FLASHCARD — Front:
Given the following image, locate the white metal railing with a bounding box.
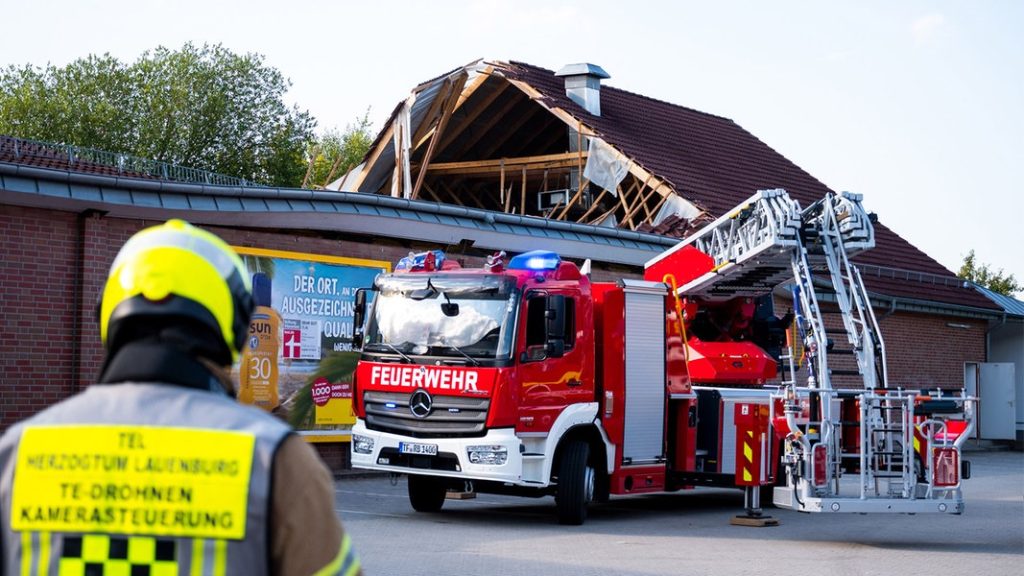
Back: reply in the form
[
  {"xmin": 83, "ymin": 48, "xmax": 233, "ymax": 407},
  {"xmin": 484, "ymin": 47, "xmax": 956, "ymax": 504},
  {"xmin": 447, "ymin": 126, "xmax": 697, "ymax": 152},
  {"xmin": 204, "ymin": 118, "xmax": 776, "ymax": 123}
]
[{"xmin": 0, "ymin": 135, "xmax": 263, "ymax": 187}]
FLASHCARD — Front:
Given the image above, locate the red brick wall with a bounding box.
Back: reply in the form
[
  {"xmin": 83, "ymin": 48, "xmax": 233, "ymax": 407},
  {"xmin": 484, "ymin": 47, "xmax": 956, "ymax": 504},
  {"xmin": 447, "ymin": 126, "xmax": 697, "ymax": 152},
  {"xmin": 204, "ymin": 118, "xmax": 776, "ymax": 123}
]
[
  {"xmin": 1, "ymin": 208, "xmax": 436, "ymax": 470},
  {"xmin": 313, "ymin": 442, "xmax": 353, "ymax": 473},
  {"xmin": 78, "ymin": 214, "xmax": 146, "ymax": 390},
  {"xmin": 772, "ymin": 295, "xmax": 986, "ymax": 390},
  {"xmin": 1, "ymin": 206, "xmax": 79, "ymax": 423},
  {"xmin": 877, "ymin": 312, "xmax": 986, "ymax": 390}
]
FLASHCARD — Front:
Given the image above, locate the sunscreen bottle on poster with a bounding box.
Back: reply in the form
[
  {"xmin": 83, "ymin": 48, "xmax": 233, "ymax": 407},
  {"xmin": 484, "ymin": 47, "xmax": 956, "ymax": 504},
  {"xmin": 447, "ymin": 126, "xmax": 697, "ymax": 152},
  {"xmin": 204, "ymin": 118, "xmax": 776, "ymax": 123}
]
[{"xmin": 239, "ymin": 272, "xmax": 281, "ymax": 410}]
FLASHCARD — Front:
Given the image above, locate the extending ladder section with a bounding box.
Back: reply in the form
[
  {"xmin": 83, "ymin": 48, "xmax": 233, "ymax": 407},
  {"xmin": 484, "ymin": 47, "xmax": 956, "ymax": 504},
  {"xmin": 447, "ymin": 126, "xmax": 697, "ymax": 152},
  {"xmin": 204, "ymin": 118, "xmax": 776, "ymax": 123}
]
[
  {"xmin": 646, "ymin": 189, "xmax": 802, "ymax": 300},
  {"xmin": 801, "ymin": 192, "xmax": 888, "ymax": 390}
]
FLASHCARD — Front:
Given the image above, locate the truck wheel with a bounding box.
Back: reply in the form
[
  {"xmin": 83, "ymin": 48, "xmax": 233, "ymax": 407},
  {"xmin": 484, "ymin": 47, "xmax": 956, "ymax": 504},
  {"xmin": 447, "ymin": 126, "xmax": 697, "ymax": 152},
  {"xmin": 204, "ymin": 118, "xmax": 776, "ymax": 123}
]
[
  {"xmin": 594, "ymin": 468, "xmax": 611, "ymax": 504},
  {"xmin": 408, "ymin": 475, "xmax": 447, "ymax": 513},
  {"xmin": 556, "ymin": 441, "xmax": 594, "ymax": 525}
]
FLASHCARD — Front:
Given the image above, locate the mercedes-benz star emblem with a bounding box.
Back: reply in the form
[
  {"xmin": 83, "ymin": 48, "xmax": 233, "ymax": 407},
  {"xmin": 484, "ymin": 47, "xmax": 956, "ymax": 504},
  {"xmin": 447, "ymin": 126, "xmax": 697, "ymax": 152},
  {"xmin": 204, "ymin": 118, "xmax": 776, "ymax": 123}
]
[{"xmin": 409, "ymin": 389, "xmax": 433, "ymax": 419}]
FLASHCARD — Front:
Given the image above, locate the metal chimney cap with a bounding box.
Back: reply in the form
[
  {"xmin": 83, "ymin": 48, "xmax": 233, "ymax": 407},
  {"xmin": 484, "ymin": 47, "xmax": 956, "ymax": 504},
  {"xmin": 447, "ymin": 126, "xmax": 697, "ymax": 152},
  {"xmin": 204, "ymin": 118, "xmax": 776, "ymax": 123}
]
[{"xmin": 555, "ymin": 63, "xmax": 610, "ymax": 79}]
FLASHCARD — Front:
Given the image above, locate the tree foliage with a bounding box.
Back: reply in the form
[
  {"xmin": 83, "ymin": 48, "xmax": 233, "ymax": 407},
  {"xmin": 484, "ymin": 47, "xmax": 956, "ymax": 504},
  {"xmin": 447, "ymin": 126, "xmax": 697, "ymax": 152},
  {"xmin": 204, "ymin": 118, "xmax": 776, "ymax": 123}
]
[
  {"xmin": 302, "ymin": 112, "xmax": 374, "ymax": 189},
  {"xmin": 0, "ymin": 43, "xmax": 315, "ymax": 186},
  {"xmin": 958, "ymin": 250, "xmax": 1021, "ymax": 296}
]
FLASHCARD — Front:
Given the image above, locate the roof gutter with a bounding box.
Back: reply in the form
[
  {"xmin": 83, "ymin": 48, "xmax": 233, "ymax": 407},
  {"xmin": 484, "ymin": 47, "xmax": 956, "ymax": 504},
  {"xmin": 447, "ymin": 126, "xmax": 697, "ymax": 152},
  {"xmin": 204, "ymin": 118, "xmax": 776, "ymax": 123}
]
[
  {"xmin": 814, "ymin": 290, "xmax": 1004, "ymax": 321},
  {"xmin": 0, "ymin": 161, "xmax": 679, "ymax": 248}
]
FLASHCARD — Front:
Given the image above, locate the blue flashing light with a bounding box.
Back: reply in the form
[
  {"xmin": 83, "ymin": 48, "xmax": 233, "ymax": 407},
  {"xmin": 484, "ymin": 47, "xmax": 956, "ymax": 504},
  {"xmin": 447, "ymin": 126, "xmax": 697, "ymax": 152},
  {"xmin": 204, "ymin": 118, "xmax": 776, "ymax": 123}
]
[
  {"xmin": 385, "ymin": 402, "xmax": 398, "ymax": 409},
  {"xmin": 508, "ymin": 250, "xmax": 561, "ymax": 271},
  {"xmin": 396, "ymin": 250, "xmax": 446, "ymax": 272}
]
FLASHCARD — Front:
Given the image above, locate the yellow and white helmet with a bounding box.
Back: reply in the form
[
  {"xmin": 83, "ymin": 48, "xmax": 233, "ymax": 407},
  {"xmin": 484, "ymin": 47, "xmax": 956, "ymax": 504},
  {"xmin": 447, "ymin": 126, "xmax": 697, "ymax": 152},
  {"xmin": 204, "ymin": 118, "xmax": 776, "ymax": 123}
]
[{"xmin": 98, "ymin": 220, "xmax": 253, "ymax": 363}]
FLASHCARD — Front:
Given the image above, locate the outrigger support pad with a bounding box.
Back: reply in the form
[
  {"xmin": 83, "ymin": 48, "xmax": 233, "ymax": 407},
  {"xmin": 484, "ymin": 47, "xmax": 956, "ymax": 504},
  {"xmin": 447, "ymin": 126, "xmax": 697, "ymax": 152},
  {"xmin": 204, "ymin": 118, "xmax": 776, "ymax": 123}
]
[{"xmin": 730, "ymin": 486, "xmax": 780, "ymax": 527}]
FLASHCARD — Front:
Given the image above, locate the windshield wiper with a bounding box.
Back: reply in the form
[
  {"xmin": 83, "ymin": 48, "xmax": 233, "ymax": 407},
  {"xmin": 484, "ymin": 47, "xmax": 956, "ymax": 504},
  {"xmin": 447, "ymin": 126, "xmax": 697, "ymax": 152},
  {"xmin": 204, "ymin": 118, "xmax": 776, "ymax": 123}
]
[
  {"xmin": 368, "ymin": 342, "xmax": 415, "ymax": 363},
  {"xmin": 440, "ymin": 338, "xmax": 480, "ymax": 366},
  {"xmin": 410, "ymin": 278, "xmax": 439, "ymax": 301}
]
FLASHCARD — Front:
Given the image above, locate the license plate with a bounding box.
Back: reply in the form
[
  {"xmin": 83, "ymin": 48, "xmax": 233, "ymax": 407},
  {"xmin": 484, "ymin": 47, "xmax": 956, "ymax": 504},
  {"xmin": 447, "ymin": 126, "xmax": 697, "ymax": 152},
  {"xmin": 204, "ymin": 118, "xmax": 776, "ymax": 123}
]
[{"xmin": 399, "ymin": 442, "xmax": 438, "ymax": 456}]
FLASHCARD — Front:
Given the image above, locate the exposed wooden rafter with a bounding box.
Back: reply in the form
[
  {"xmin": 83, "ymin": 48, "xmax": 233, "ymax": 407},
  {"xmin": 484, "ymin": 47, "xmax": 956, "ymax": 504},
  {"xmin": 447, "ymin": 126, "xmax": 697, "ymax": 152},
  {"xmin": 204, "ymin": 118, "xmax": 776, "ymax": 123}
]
[
  {"xmin": 648, "ymin": 193, "xmax": 671, "ymax": 223},
  {"xmin": 411, "ymin": 73, "xmax": 468, "ymax": 200},
  {"xmin": 353, "ymin": 64, "xmax": 699, "ymax": 232},
  {"xmin": 498, "ymin": 72, "xmax": 690, "ymax": 228},
  {"xmin": 473, "ymin": 101, "xmax": 544, "ymax": 160},
  {"xmin": 420, "ymin": 182, "xmax": 443, "ymax": 203},
  {"xmin": 590, "ymin": 200, "xmax": 619, "ymax": 225},
  {"xmin": 424, "ymin": 152, "xmax": 587, "ymax": 176},
  {"xmin": 623, "ymin": 180, "xmax": 659, "ymax": 230},
  {"xmin": 436, "ymin": 82, "xmax": 510, "ymax": 153},
  {"xmin": 576, "ymin": 187, "xmax": 611, "ymax": 223},
  {"xmin": 438, "ymin": 180, "xmax": 485, "ymax": 209},
  {"xmin": 510, "ymin": 114, "xmax": 562, "ymax": 157},
  {"xmin": 446, "ymin": 92, "xmax": 524, "ymax": 158},
  {"xmin": 622, "ymin": 174, "xmax": 653, "ymax": 223},
  {"xmin": 617, "ymin": 182, "xmax": 631, "ymax": 225},
  {"xmin": 555, "ymin": 178, "xmax": 590, "ymax": 220},
  {"xmin": 410, "ymin": 78, "xmax": 454, "ymax": 151},
  {"xmin": 520, "ymin": 167, "xmax": 527, "ymax": 215},
  {"xmin": 350, "ymin": 123, "xmax": 394, "ymax": 192},
  {"xmin": 453, "ymin": 66, "xmax": 494, "ymax": 110}
]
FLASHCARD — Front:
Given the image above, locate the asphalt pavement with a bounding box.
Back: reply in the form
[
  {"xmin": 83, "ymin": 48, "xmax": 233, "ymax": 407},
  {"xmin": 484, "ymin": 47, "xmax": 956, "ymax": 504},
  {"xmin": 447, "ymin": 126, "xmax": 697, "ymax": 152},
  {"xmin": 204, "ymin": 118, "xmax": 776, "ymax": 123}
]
[{"xmin": 333, "ymin": 449, "xmax": 1023, "ymax": 576}]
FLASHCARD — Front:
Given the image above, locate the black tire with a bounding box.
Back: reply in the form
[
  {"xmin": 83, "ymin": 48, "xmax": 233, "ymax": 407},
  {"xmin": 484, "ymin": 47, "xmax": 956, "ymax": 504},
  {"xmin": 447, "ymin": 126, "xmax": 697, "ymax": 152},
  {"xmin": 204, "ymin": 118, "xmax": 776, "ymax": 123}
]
[
  {"xmin": 555, "ymin": 441, "xmax": 594, "ymax": 525},
  {"xmin": 408, "ymin": 474, "xmax": 447, "ymax": 513}
]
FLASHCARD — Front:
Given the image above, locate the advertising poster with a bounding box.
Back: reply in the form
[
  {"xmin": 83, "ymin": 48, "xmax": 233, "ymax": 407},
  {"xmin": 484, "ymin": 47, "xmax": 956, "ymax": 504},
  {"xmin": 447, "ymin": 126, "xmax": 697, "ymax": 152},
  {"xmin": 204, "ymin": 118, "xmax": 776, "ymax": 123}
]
[{"xmin": 232, "ymin": 247, "xmax": 389, "ymax": 440}]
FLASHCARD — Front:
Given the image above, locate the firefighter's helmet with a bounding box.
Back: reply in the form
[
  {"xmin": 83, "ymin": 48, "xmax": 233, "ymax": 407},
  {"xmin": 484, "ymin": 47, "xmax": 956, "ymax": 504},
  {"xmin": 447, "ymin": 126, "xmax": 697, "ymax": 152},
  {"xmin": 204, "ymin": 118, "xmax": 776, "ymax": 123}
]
[{"xmin": 98, "ymin": 219, "xmax": 253, "ymax": 363}]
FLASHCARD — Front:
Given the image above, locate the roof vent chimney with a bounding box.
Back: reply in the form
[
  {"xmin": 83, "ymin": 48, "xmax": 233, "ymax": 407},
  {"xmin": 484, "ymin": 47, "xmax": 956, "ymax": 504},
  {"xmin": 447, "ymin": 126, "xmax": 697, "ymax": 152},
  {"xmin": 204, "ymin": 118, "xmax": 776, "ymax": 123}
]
[{"xmin": 555, "ymin": 63, "xmax": 610, "ymax": 116}]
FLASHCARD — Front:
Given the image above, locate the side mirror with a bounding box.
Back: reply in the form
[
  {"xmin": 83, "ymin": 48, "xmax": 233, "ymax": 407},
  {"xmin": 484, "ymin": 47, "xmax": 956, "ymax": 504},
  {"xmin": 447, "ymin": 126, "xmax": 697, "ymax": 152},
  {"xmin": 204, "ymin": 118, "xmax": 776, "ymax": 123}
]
[
  {"xmin": 546, "ymin": 295, "xmax": 566, "ymax": 341},
  {"xmin": 546, "ymin": 338, "xmax": 565, "ymax": 358},
  {"xmin": 353, "ymin": 288, "xmax": 367, "ymax": 349}
]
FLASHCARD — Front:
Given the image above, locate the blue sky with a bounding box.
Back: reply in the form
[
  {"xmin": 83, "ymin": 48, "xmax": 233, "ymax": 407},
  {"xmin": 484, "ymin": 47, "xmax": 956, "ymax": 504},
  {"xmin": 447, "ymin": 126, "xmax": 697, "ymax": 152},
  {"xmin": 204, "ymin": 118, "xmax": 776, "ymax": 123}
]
[{"xmin": 3, "ymin": 1, "xmax": 1021, "ymax": 290}]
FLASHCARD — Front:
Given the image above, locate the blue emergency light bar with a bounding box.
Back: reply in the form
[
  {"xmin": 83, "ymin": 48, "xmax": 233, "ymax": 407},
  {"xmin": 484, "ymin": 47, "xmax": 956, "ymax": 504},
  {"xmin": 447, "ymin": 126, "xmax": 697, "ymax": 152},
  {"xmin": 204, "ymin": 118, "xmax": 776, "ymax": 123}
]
[
  {"xmin": 508, "ymin": 250, "xmax": 561, "ymax": 271},
  {"xmin": 396, "ymin": 250, "xmax": 446, "ymax": 272}
]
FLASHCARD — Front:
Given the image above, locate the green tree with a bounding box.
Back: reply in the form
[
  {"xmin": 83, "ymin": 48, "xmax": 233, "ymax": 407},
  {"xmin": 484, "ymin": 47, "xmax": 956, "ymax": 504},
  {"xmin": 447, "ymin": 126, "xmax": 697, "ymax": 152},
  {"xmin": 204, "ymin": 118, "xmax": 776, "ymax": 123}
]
[
  {"xmin": 302, "ymin": 112, "xmax": 374, "ymax": 189},
  {"xmin": 0, "ymin": 43, "xmax": 315, "ymax": 186},
  {"xmin": 958, "ymin": 250, "xmax": 1021, "ymax": 296}
]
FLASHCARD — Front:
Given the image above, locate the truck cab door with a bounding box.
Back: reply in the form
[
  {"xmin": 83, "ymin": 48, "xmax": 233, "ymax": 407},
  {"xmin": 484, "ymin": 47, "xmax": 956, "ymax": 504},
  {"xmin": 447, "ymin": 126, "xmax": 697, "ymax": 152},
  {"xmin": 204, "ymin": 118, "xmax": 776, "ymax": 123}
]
[{"xmin": 516, "ymin": 289, "xmax": 592, "ymax": 433}]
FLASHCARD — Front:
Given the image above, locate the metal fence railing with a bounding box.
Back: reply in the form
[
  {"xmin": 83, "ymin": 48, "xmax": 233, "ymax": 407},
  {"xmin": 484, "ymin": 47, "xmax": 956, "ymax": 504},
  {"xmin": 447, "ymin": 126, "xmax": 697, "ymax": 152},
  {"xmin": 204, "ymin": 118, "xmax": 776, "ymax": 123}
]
[{"xmin": 0, "ymin": 135, "xmax": 264, "ymax": 187}]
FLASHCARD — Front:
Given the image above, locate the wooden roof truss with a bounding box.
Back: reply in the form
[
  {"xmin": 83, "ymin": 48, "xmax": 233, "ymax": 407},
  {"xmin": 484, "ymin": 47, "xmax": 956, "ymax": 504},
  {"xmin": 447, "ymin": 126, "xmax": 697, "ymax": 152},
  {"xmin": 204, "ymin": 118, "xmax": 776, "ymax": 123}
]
[{"xmin": 351, "ymin": 61, "xmax": 686, "ymax": 231}]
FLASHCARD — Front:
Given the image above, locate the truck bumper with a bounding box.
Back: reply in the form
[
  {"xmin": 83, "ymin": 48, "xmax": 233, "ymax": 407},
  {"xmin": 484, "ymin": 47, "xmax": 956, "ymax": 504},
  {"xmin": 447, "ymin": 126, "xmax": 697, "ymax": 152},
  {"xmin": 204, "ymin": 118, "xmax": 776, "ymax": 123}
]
[{"xmin": 350, "ymin": 420, "xmax": 539, "ymax": 486}]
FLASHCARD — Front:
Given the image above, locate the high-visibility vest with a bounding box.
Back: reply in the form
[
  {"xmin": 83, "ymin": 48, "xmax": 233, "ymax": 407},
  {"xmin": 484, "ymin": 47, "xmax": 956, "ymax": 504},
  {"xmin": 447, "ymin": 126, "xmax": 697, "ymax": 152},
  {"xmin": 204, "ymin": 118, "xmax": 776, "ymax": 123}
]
[{"xmin": 0, "ymin": 383, "xmax": 291, "ymax": 576}]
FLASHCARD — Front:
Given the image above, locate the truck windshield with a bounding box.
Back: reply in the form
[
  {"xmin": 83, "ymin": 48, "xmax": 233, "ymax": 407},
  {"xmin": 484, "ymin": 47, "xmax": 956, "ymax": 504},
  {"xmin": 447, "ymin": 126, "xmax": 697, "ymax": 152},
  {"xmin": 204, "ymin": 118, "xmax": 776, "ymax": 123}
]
[{"xmin": 363, "ymin": 274, "xmax": 518, "ymax": 361}]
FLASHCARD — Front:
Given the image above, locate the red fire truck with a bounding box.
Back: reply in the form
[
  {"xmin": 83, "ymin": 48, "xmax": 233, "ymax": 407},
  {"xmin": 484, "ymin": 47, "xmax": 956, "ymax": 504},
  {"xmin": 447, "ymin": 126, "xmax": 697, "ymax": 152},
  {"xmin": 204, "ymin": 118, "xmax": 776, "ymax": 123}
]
[{"xmin": 350, "ymin": 189, "xmax": 974, "ymax": 524}]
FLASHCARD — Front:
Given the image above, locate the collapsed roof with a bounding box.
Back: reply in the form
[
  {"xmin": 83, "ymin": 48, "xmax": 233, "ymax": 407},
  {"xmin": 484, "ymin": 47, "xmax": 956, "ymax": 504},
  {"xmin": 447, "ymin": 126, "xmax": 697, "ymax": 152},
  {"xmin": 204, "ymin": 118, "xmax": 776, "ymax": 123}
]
[{"xmin": 343, "ymin": 59, "xmax": 995, "ymax": 312}]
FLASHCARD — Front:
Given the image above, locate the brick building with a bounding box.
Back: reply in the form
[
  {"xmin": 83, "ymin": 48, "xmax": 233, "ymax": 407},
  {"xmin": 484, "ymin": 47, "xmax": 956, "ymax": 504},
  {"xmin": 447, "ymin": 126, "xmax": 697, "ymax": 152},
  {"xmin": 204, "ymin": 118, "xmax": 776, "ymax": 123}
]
[{"xmin": 1, "ymin": 61, "xmax": 1012, "ymax": 466}]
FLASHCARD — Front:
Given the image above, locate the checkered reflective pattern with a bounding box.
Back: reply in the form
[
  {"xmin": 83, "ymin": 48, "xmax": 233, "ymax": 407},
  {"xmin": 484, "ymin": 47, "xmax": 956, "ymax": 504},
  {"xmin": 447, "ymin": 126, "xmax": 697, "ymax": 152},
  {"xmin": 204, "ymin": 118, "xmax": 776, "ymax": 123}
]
[{"xmin": 59, "ymin": 534, "xmax": 177, "ymax": 576}]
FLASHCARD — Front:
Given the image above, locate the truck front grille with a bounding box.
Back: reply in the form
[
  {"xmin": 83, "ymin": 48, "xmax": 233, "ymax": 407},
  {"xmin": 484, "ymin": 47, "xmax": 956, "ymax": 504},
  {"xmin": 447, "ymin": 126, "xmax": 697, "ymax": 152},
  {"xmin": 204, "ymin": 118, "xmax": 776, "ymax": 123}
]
[{"xmin": 363, "ymin": 391, "xmax": 490, "ymax": 438}]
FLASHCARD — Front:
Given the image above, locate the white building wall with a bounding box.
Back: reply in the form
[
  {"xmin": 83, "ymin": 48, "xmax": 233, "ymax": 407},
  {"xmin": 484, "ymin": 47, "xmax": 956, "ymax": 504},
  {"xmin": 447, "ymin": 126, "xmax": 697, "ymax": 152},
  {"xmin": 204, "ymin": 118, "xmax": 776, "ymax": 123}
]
[{"xmin": 989, "ymin": 319, "xmax": 1024, "ymax": 443}]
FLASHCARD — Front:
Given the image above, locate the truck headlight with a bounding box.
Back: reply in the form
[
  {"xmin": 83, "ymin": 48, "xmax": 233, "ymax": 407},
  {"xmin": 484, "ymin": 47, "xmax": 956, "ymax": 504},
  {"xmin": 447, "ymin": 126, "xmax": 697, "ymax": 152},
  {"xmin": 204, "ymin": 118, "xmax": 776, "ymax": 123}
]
[
  {"xmin": 352, "ymin": 434, "xmax": 374, "ymax": 455},
  {"xmin": 467, "ymin": 445, "xmax": 507, "ymax": 465}
]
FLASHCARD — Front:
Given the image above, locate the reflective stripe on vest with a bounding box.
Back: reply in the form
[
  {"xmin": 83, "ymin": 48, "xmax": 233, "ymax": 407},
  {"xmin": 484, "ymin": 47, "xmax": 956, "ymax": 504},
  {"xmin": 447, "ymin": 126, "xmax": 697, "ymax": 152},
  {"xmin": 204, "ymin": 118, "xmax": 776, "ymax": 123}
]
[{"xmin": 0, "ymin": 383, "xmax": 291, "ymax": 576}]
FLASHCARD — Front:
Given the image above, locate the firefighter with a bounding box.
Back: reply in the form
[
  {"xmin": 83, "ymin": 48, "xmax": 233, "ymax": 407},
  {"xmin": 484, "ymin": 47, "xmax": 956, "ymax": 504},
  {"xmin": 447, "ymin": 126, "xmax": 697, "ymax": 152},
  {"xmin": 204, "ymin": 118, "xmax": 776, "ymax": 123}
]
[{"xmin": 0, "ymin": 220, "xmax": 361, "ymax": 576}]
